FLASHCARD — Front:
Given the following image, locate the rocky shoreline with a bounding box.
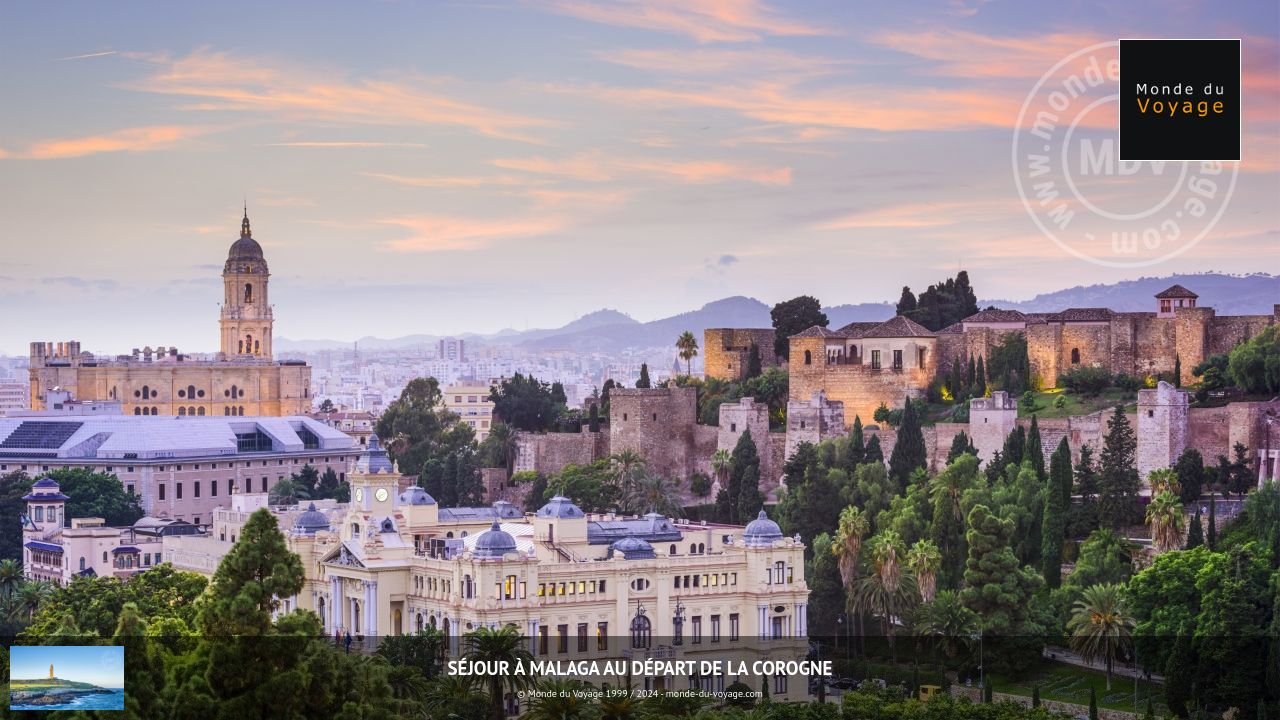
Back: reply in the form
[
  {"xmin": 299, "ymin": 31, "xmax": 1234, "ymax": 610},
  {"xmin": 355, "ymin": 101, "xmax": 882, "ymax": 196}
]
[{"xmin": 10, "ymin": 687, "xmax": 115, "ymax": 706}]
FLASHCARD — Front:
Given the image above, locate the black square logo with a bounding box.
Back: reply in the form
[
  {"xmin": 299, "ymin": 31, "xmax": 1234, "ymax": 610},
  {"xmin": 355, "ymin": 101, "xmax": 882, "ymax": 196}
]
[{"xmin": 1119, "ymin": 39, "xmax": 1240, "ymax": 161}]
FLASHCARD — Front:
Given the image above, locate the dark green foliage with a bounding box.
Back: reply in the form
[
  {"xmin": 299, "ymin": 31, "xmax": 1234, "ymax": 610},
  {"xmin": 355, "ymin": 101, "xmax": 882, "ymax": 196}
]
[
  {"xmin": 807, "ymin": 533, "xmax": 844, "ymax": 636},
  {"xmin": 1097, "ymin": 406, "xmax": 1140, "ymax": 530},
  {"xmin": 376, "ymin": 377, "xmax": 476, "ymax": 475},
  {"xmin": 1041, "ymin": 438, "xmax": 1071, "ymax": 589},
  {"xmin": 49, "ymin": 467, "xmax": 145, "ymax": 528},
  {"xmin": 897, "ymin": 271, "xmax": 979, "ymax": 331},
  {"xmin": 746, "ymin": 343, "xmax": 763, "ymax": 379},
  {"xmin": 865, "ymin": 434, "xmax": 884, "ymax": 464},
  {"xmin": 1174, "ymin": 356, "xmax": 1182, "ymax": 388},
  {"xmin": 1067, "ymin": 529, "xmax": 1134, "ymax": 588},
  {"xmin": 291, "ymin": 463, "xmax": 320, "ymax": 496},
  {"xmin": 1229, "ymin": 441, "xmax": 1257, "ymax": 497},
  {"xmin": 1088, "ymin": 688, "xmax": 1098, "ymax": 720},
  {"xmin": 636, "ymin": 363, "xmax": 651, "ymax": 389},
  {"xmin": 487, "ymin": 373, "xmax": 568, "ymax": 432},
  {"xmin": 888, "ymin": 397, "xmax": 927, "ymax": 490},
  {"xmin": 317, "ymin": 398, "xmax": 336, "ymax": 413},
  {"xmin": 989, "ymin": 332, "xmax": 1032, "ymax": 395},
  {"xmin": 728, "ymin": 429, "xmax": 761, "ymax": 524},
  {"xmin": 689, "ymin": 472, "xmax": 712, "ymax": 497},
  {"xmin": 1032, "ymin": 684, "xmax": 1040, "ymax": 708},
  {"xmin": 1025, "ymin": 415, "xmax": 1045, "ymax": 480},
  {"xmin": 1206, "ymin": 494, "xmax": 1216, "ymax": 549},
  {"xmin": 22, "ymin": 563, "xmax": 207, "ymax": 639},
  {"xmin": 974, "ymin": 355, "xmax": 988, "ymax": 397},
  {"xmin": 588, "ymin": 403, "xmax": 600, "ymax": 432},
  {"xmin": 947, "ymin": 431, "xmax": 977, "ymax": 464},
  {"xmin": 1174, "ymin": 448, "xmax": 1204, "ymax": 503},
  {"xmin": 1002, "ymin": 426, "xmax": 1026, "ymax": 472},
  {"xmin": 770, "ymin": 295, "xmax": 828, "ymax": 359},
  {"xmin": 847, "ymin": 416, "xmax": 866, "ymax": 469},
  {"xmin": 1228, "ymin": 325, "xmax": 1280, "ymax": 394},
  {"xmin": 960, "ymin": 504, "xmax": 1044, "ymax": 670},
  {"xmin": 1058, "ymin": 366, "xmax": 1113, "ymax": 396}
]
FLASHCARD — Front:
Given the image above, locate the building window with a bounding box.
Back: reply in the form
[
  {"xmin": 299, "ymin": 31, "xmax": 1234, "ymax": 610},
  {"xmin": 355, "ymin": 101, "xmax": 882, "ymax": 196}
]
[
  {"xmin": 1071, "ymin": 348, "xmax": 1081, "ymax": 364},
  {"xmin": 773, "ymin": 675, "xmax": 788, "ymax": 695},
  {"xmin": 176, "ymin": 483, "xmax": 183, "ymax": 500},
  {"xmin": 692, "ymin": 616, "xmax": 702, "ymax": 644},
  {"xmin": 159, "ymin": 484, "xmax": 166, "ymax": 501},
  {"xmin": 630, "ymin": 614, "xmax": 651, "ymax": 650},
  {"xmin": 539, "ymin": 626, "xmax": 549, "ymax": 655},
  {"xmin": 597, "ymin": 622, "xmax": 608, "ymax": 651},
  {"xmin": 557, "ymin": 625, "xmax": 568, "ymax": 654},
  {"xmin": 577, "ymin": 623, "xmax": 588, "ymax": 653},
  {"xmin": 33, "ymin": 507, "xmax": 43, "ymax": 522},
  {"xmin": 194, "ymin": 482, "xmax": 201, "ymax": 498},
  {"xmin": 729, "ymin": 614, "xmax": 740, "ymax": 641},
  {"xmin": 893, "ymin": 349, "xmax": 903, "ymax": 370},
  {"xmin": 711, "ymin": 615, "xmax": 721, "ymax": 642},
  {"xmin": 803, "ymin": 350, "xmax": 812, "ymax": 365}
]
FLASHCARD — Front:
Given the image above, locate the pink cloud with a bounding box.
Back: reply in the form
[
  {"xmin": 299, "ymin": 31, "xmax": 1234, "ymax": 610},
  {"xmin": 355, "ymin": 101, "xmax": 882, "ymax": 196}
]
[
  {"xmin": 124, "ymin": 49, "xmax": 552, "ymax": 142},
  {"xmin": 379, "ymin": 214, "xmax": 570, "ymax": 252},
  {"xmin": 492, "ymin": 150, "xmax": 792, "ymax": 185},
  {"xmin": 541, "ymin": 0, "xmax": 835, "ymax": 43},
  {"xmin": 362, "ymin": 172, "xmax": 550, "ymax": 188},
  {"xmin": 15, "ymin": 125, "xmax": 207, "ymax": 159}
]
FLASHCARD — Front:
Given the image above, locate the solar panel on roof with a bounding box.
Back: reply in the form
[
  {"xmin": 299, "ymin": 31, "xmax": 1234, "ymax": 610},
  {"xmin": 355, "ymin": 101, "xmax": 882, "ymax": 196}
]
[{"xmin": 0, "ymin": 421, "xmax": 83, "ymax": 450}]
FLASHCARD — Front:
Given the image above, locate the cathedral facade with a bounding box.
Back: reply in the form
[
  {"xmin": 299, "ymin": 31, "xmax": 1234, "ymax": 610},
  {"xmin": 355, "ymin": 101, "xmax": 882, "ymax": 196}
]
[{"xmin": 27, "ymin": 210, "xmax": 312, "ymax": 416}]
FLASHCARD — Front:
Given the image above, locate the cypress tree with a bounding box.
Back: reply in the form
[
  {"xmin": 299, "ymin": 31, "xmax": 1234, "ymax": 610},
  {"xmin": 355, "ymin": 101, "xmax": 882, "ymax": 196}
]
[
  {"xmin": 636, "ymin": 363, "xmax": 651, "ymax": 389},
  {"xmin": 847, "ymin": 416, "xmax": 866, "ymax": 469},
  {"xmin": 967, "ymin": 354, "xmax": 976, "ymax": 390},
  {"xmin": 738, "ymin": 465, "xmax": 763, "ymax": 521},
  {"xmin": 1097, "ymin": 406, "xmax": 1140, "ymax": 530},
  {"xmin": 746, "ymin": 343, "xmax": 763, "ymax": 379},
  {"xmin": 975, "ymin": 356, "xmax": 987, "ymax": 396},
  {"xmin": 1025, "ymin": 415, "xmax": 1045, "ymax": 480},
  {"xmin": 865, "ymin": 434, "xmax": 884, "ymax": 464},
  {"xmin": 1174, "ymin": 356, "xmax": 1182, "ymax": 388},
  {"xmin": 1186, "ymin": 509, "xmax": 1203, "ymax": 549},
  {"xmin": 1003, "ymin": 425, "xmax": 1026, "ymax": 471},
  {"xmin": 983, "ymin": 676, "xmax": 992, "ymax": 703},
  {"xmin": 947, "ymin": 431, "xmax": 977, "ymax": 464},
  {"xmin": 588, "ymin": 403, "xmax": 600, "ymax": 432},
  {"xmin": 1207, "ymin": 495, "xmax": 1217, "ymax": 549},
  {"xmin": 889, "ymin": 398, "xmax": 927, "ymax": 491},
  {"xmin": 1041, "ymin": 437, "xmax": 1071, "ymax": 588},
  {"xmin": 728, "ymin": 429, "xmax": 760, "ymax": 523},
  {"xmin": 951, "ymin": 356, "xmax": 964, "ymax": 398}
]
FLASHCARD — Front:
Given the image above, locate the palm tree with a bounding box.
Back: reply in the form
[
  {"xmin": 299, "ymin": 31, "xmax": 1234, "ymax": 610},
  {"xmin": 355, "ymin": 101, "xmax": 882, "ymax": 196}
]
[
  {"xmin": 9, "ymin": 580, "xmax": 54, "ymax": 623},
  {"xmin": 852, "ymin": 530, "xmax": 919, "ymax": 657},
  {"xmin": 0, "ymin": 559, "xmax": 22, "ymax": 600},
  {"xmin": 462, "ymin": 625, "xmax": 536, "ymax": 720},
  {"xmin": 906, "ymin": 539, "xmax": 942, "ymax": 603},
  {"xmin": 624, "ymin": 472, "xmax": 684, "ymax": 517},
  {"xmin": 1067, "ymin": 583, "xmax": 1134, "ymax": 691},
  {"xmin": 912, "ymin": 590, "xmax": 978, "ymax": 661},
  {"xmin": 609, "ymin": 450, "xmax": 647, "ymax": 493},
  {"xmin": 423, "ymin": 675, "xmax": 487, "ymax": 718},
  {"xmin": 676, "ymin": 331, "xmax": 699, "ymax": 376},
  {"xmin": 598, "ymin": 693, "xmax": 639, "ymax": 720},
  {"xmin": 1145, "ymin": 490, "xmax": 1186, "ymax": 553},
  {"xmin": 486, "ymin": 421, "xmax": 519, "ymax": 475},
  {"xmin": 1146, "ymin": 468, "xmax": 1181, "ymax": 497},
  {"xmin": 711, "ymin": 449, "xmax": 732, "ymax": 493},
  {"xmin": 832, "ymin": 506, "xmax": 869, "ymax": 588}
]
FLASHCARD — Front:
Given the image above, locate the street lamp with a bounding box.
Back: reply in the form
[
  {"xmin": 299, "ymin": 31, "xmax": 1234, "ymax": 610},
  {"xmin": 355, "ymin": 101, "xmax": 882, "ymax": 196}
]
[
  {"xmin": 836, "ymin": 614, "xmax": 846, "ymax": 659},
  {"xmin": 672, "ymin": 597, "xmax": 685, "ymax": 646}
]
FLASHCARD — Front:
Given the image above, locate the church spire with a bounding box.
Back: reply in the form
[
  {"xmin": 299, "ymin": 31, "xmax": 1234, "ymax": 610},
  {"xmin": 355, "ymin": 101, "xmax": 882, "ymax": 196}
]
[{"xmin": 241, "ymin": 202, "xmax": 251, "ymax": 238}]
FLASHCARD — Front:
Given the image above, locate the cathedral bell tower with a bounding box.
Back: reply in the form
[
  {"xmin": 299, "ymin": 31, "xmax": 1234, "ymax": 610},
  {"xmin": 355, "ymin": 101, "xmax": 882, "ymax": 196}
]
[{"xmin": 220, "ymin": 206, "xmax": 274, "ymax": 358}]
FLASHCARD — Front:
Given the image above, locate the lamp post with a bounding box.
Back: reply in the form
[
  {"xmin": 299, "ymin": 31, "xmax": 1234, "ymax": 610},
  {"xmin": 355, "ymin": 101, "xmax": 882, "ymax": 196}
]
[
  {"xmin": 836, "ymin": 614, "xmax": 846, "ymax": 660},
  {"xmin": 672, "ymin": 597, "xmax": 685, "ymax": 647}
]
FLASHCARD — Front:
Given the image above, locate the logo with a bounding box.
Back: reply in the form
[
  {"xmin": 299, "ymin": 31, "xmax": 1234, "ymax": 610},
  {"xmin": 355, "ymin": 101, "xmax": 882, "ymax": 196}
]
[
  {"xmin": 1012, "ymin": 41, "xmax": 1238, "ymax": 268},
  {"xmin": 1119, "ymin": 39, "xmax": 1241, "ymax": 161}
]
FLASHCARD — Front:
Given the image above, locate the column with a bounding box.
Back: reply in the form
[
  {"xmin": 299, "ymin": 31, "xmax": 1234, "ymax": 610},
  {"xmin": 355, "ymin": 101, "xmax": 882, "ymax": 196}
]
[
  {"xmin": 449, "ymin": 615, "xmax": 460, "ymax": 656},
  {"xmin": 527, "ymin": 619, "xmax": 539, "ymax": 654},
  {"xmin": 330, "ymin": 577, "xmax": 341, "ymax": 632}
]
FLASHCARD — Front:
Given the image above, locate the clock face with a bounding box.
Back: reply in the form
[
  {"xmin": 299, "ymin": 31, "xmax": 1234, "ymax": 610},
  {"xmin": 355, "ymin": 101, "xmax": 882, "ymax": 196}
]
[
  {"xmin": 375, "ymin": 488, "xmax": 389, "ymax": 502},
  {"xmin": 355, "ymin": 488, "xmax": 364, "ymax": 502}
]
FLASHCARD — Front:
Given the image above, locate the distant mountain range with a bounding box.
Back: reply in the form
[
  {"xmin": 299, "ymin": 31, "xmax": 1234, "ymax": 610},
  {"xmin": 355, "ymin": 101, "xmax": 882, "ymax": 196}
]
[{"xmin": 275, "ymin": 273, "xmax": 1278, "ymax": 354}]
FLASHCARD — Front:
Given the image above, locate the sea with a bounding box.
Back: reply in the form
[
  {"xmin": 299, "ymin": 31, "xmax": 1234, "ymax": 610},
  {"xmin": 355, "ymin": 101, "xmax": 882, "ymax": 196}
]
[{"xmin": 10, "ymin": 689, "xmax": 125, "ymax": 711}]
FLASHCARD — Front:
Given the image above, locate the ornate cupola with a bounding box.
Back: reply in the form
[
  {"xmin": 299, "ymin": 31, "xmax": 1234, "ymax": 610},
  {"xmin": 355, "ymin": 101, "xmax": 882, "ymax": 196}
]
[{"xmin": 220, "ymin": 204, "xmax": 274, "ymax": 358}]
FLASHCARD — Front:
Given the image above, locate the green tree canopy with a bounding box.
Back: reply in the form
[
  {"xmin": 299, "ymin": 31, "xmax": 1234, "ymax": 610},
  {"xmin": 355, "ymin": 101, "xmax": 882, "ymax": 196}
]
[{"xmin": 770, "ymin": 295, "xmax": 827, "ymax": 359}]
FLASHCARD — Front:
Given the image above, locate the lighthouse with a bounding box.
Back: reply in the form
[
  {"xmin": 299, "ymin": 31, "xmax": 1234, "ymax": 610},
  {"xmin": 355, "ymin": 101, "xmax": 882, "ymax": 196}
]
[{"xmin": 49, "ymin": 663, "xmax": 54, "ymax": 679}]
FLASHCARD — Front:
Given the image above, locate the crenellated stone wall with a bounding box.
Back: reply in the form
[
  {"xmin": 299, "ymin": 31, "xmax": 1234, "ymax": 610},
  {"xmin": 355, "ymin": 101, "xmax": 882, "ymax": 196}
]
[{"xmin": 704, "ymin": 328, "xmax": 778, "ymax": 381}]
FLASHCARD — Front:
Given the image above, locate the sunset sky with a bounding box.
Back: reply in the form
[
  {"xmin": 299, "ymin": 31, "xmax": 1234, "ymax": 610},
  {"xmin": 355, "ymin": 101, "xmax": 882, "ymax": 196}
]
[{"xmin": 1, "ymin": 0, "xmax": 1277, "ymax": 354}]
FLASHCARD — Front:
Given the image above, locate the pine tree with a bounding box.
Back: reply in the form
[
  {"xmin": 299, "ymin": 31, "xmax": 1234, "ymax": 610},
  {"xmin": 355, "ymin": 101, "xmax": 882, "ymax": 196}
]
[
  {"xmin": 897, "ymin": 286, "xmax": 918, "ymax": 314},
  {"xmin": 746, "ymin": 343, "xmax": 763, "ymax": 379},
  {"xmin": 947, "ymin": 431, "xmax": 977, "ymax": 464},
  {"xmin": 961, "ymin": 505, "xmax": 1042, "ymax": 637},
  {"xmin": 889, "ymin": 398, "xmax": 927, "ymax": 491},
  {"xmin": 1174, "ymin": 356, "xmax": 1182, "ymax": 388},
  {"xmin": 738, "ymin": 465, "xmax": 763, "ymax": 521},
  {"xmin": 636, "ymin": 364, "xmax": 651, "ymax": 389},
  {"xmin": 967, "ymin": 354, "xmax": 977, "ymax": 390},
  {"xmin": 1185, "ymin": 509, "xmax": 1203, "ymax": 548},
  {"xmin": 1025, "ymin": 415, "xmax": 1045, "ymax": 480},
  {"xmin": 865, "ymin": 434, "xmax": 884, "ymax": 464},
  {"xmin": 951, "ymin": 356, "xmax": 964, "ymax": 398},
  {"xmin": 1097, "ymin": 406, "xmax": 1140, "ymax": 530},
  {"xmin": 1041, "ymin": 438, "xmax": 1071, "ymax": 588}
]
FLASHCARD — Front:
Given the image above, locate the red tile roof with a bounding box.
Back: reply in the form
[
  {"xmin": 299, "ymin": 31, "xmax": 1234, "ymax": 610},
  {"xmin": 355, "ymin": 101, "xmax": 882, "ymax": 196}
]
[
  {"xmin": 1155, "ymin": 284, "xmax": 1199, "ymax": 299},
  {"xmin": 862, "ymin": 315, "xmax": 936, "ymax": 338}
]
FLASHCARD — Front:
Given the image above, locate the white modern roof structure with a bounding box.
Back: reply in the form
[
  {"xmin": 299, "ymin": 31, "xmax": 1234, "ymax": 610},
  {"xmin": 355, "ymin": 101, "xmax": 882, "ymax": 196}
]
[{"xmin": 0, "ymin": 415, "xmax": 354, "ymax": 461}]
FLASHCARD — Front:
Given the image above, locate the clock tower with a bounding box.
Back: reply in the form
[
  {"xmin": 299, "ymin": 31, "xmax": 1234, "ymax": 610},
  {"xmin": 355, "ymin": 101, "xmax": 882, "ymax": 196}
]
[
  {"xmin": 345, "ymin": 434, "xmax": 400, "ymax": 539},
  {"xmin": 220, "ymin": 206, "xmax": 274, "ymax": 358}
]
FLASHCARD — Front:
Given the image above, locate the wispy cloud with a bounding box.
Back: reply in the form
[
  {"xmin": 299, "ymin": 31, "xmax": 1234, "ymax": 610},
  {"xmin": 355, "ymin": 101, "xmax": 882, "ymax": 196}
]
[
  {"xmin": 379, "ymin": 214, "xmax": 569, "ymax": 252},
  {"xmin": 362, "ymin": 171, "xmax": 548, "ymax": 188},
  {"xmin": 492, "ymin": 150, "xmax": 792, "ymax": 185},
  {"xmin": 540, "ymin": 0, "xmax": 837, "ymax": 42},
  {"xmin": 10, "ymin": 125, "xmax": 208, "ymax": 160},
  {"xmin": 871, "ymin": 29, "xmax": 1107, "ymax": 79},
  {"xmin": 264, "ymin": 141, "xmax": 428, "ymax": 149},
  {"xmin": 56, "ymin": 50, "xmax": 117, "ymax": 61},
  {"xmin": 124, "ymin": 48, "xmax": 553, "ymax": 142},
  {"xmin": 597, "ymin": 47, "xmax": 854, "ymax": 77},
  {"xmin": 815, "ymin": 199, "xmax": 1024, "ymax": 230}
]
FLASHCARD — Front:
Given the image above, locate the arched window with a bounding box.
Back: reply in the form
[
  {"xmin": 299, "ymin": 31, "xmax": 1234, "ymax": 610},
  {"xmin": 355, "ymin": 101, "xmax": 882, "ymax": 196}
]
[
  {"xmin": 463, "ymin": 575, "xmax": 474, "ymax": 599},
  {"xmin": 189, "ymin": 406, "xmax": 196, "ymax": 416},
  {"xmin": 134, "ymin": 407, "xmax": 142, "ymax": 415},
  {"xmin": 178, "ymin": 407, "xmax": 186, "ymax": 416},
  {"xmin": 102, "ymin": 551, "xmax": 108, "ymax": 563},
  {"xmin": 238, "ymin": 340, "xmax": 244, "ymax": 353},
  {"xmin": 79, "ymin": 557, "xmax": 85, "ymax": 571},
  {"xmin": 670, "ymin": 544, "xmax": 677, "ymax": 556},
  {"xmin": 245, "ymin": 334, "xmax": 253, "ymax": 354},
  {"xmin": 197, "ymin": 407, "xmax": 205, "ymax": 416},
  {"xmin": 803, "ymin": 350, "xmax": 812, "ymax": 365},
  {"xmin": 244, "ymin": 283, "xmax": 253, "ymax": 303},
  {"xmin": 187, "ymin": 385, "xmax": 196, "ymax": 400},
  {"xmin": 630, "ymin": 613, "xmax": 652, "ymax": 649},
  {"xmin": 698, "ymin": 543, "xmax": 705, "ymax": 554},
  {"xmin": 1071, "ymin": 348, "xmax": 1081, "ymax": 364},
  {"xmin": 142, "ymin": 385, "xmax": 151, "ymax": 399},
  {"xmin": 254, "ymin": 339, "xmax": 260, "ymax": 354}
]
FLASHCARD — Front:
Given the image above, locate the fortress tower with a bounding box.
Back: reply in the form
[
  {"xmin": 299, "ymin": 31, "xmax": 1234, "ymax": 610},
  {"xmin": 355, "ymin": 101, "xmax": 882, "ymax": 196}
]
[
  {"xmin": 220, "ymin": 207, "xmax": 275, "ymax": 358},
  {"xmin": 1138, "ymin": 380, "xmax": 1190, "ymax": 489}
]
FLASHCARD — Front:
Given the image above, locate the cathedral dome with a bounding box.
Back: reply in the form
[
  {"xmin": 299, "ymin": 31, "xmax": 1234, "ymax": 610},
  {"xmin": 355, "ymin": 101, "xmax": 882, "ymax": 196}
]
[
  {"xmin": 226, "ymin": 209, "xmax": 267, "ymax": 269},
  {"xmin": 610, "ymin": 536, "xmax": 655, "ymax": 560},
  {"xmin": 292, "ymin": 503, "xmax": 331, "ymax": 535}
]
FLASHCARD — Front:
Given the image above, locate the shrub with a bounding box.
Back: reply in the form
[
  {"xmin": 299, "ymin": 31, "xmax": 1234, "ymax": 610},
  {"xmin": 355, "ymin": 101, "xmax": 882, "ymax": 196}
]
[
  {"xmin": 1059, "ymin": 366, "xmax": 1113, "ymax": 396},
  {"xmin": 1053, "ymin": 395, "xmax": 1067, "ymax": 410},
  {"xmin": 690, "ymin": 473, "xmax": 712, "ymax": 497},
  {"xmin": 1114, "ymin": 373, "xmax": 1142, "ymax": 392}
]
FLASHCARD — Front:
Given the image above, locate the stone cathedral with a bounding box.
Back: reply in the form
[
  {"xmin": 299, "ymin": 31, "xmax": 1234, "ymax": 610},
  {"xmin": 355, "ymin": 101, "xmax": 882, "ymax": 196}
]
[{"xmin": 27, "ymin": 209, "xmax": 312, "ymax": 417}]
